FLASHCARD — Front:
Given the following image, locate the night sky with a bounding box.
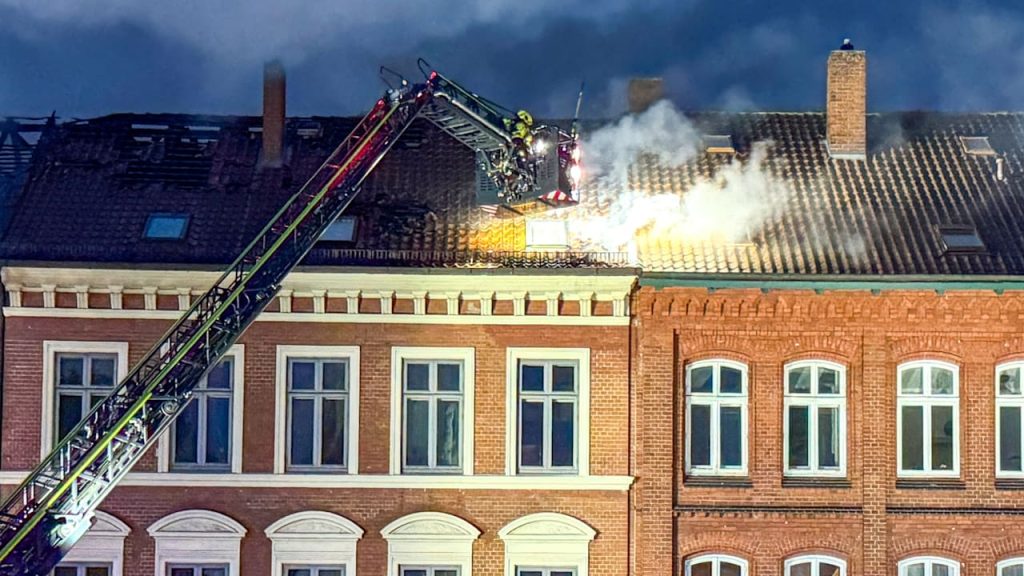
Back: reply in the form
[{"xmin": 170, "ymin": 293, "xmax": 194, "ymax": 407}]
[{"xmin": 2, "ymin": 0, "xmax": 1023, "ymax": 120}]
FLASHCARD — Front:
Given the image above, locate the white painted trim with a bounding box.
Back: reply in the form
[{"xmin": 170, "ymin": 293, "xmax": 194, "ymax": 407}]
[
  {"xmin": 41, "ymin": 340, "xmax": 130, "ymax": 458},
  {"xmin": 59, "ymin": 511, "xmax": 130, "ymax": 576},
  {"xmin": 157, "ymin": 345, "xmax": 245, "ymax": 474},
  {"xmin": 996, "ymin": 362, "xmax": 1024, "ymax": 478},
  {"xmin": 784, "ymin": 554, "xmax": 847, "ymax": 576},
  {"xmin": 381, "ymin": 512, "xmax": 480, "ymax": 576},
  {"xmin": 0, "ymin": 471, "xmax": 633, "ymax": 490},
  {"xmin": 897, "ymin": 556, "xmax": 960, "ymax": 576},
  {"xmin": 498, "ymin": 512, "xmax": 596, "ymax": 576},
  {"xmin": 896, "ymin": 360, "xmax": 960, "ymax": 477},
  {"xmin": 684, "ymin": 554, "xmax": 749, "ymax": 576},
  {"xmin": 275, "ymin": 345, "xmax": 361, "ymax": 474},
  {"xmin": 505, "ymin": 348, "xmax": 591, "ymax": 477},
  {"xmin": 265, "ymin": 511, "xmax": 364, "ymax": 576},
  {"xmin": 685, "ymin": 359, "xmax": 749, "ymax": 477},
  {"xmin": 390, "ymin": 347, "xmax": 475, "ymax": 475},
  {"xmin": 997, "ymin": 557, "xmax": 1024, "ymax": 576},
  {"xmin": 782, "ymin": 360, "xmax": 847, "ymax": 478},
  {"xmin": 3, "ymin": 307, "xmax": 630, "ymax": 326},
  {"xmin": 148, "ymin": 509, "xmax": 246, "ymax": 576}
]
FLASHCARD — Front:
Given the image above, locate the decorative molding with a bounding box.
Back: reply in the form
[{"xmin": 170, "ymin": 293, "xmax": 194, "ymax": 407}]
[
  {"xmin": 148, "ymin": 509, "xmax": 245, "ymax": 576},
  {"xmin": 278, "ymin": 289, "xmax": 293, "ymax": 313},
  {"xmin": 266, "ymin": 511, "xmax": 363, "ymax": 576},
  {"xmin": 61, "ymin": 510, "xmax": 130, "ymax": 576},
  {"xmin": 265, "ymin": 510, "xmax": 364, "ymax": 539},
  {"xmin": 142, "ymin": 286, "xmax": 157, "ymax": 310},
  {"xmin": 108, "ymin": 285, "xmax": 123, "ymax": 310},
  {"xmin": 498, "ymin": 512, "xmax": 596, "ymax": 576},
  {"xmin": 311, "ymin": 289, "xmax": 326, "ymax": 314},
  {"xmin": 381, "ymin": 512, "xmax": 480, "ymax": 576}
]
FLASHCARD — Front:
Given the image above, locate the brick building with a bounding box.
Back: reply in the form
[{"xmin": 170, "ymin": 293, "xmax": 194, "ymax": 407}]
[{"xmin": 4, "ymin": 43, "xmax": 1024, "ymax": 576}]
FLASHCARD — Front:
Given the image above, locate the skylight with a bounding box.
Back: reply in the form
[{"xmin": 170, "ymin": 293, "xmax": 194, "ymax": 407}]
[
  {"xmin": 960, "ymin": 136, "xmax": 996, "ymax": 156},
  {"xmin": 938, "ymin": 225, "xmax": 985, "ymax": 253},
  {"xmin": 702, "ymin": 134, "xmax": 735, "ymax": 154},
  {"xmin": 526, "ymin": 220, "xmax": 569, "ymax": 251},
  {"xmin": 143, "ymin": 213, "xmax": 190, "ymax": 240},
  {"xmin": 321, "ymin": 216, "xmax": 358, "ymax": 242}
]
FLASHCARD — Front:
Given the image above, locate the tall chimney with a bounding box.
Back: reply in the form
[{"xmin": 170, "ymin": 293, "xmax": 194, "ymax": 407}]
[
  {"xmin": 260, "ymin": 60, "xmax": 286, "ymax": 168},
  {"xmin": 826, "ymin": 40, "xmax": 867, "ymax": 158},
  {"xmin": 628, "ymin": 77, "xmax": 664, "ymax": 115}
]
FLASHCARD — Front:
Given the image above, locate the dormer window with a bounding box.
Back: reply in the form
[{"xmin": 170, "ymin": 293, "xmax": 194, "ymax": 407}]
[
  {"xmin": 960, "ymin": 136, "xmax": 995, "ymax": 156},
  {"xmin": 702, "ymin": 135, "xmax": 735, "ymax": 154},
  {"xmin": 525, "ymin": 220, "xmax": 569, "ymax": 251},
  {"xmin": 321, "ymin": 216, "xmax": 358, "ymax": 242},
  {"xmin": 938, "ymin": 225, "xmax": 984, "ymax": 254},
  {"xmin": 143, "ymin": 213, "xmax": 190, "ymax": 240}
]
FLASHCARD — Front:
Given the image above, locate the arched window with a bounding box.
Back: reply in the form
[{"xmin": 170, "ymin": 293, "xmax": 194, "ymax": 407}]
[
  {"xmin": 686, "ymin": 360, "xmax": 748, "ymax": 476},
  {"xmin": 997, "ymin": 362, "xmax": 1024, "ymax": 476},
  {"xmin": 784, "ymin": 361, "xmax": 847, "ymax": 476},
  {"xmin": 684, "ymin": 554, "xmax": 748, "ymax": 576},
  {"xmin": 498, "ymin": 512, "xmax": 596, "ymax": 576},
  {"xmin": 265, "ymin": 511, "xmax": 364, "ymax": 576},
  {"xmin": 897, "ymin": 556, "xmax": 960, "ymax": 576},
  {"xmin": 53, "ymin": 511, "xmax": 130, "ymax": 576},
  {"xmin": 784, "ymin": 554, "xmax": 846, "ymax": 576},
  {"xmin": 997, "ymin": 558, "xmax": 1024, "ymax": 576},
  {"xmin": 147, "ymin": 509, "xmax": 246, "ymax": 576},
  {"xmin": 897, "ymin": 361, "xmax": 959, "ymax": 476},
  {"xmin": 380, "ymin": 512, "xmax": 480, "ymax": 576}
]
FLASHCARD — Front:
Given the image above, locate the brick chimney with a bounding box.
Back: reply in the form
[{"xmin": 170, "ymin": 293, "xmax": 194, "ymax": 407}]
[
  {"xmin": 826, "ymin": 41, "xmax": 867, "ymax": 158},
  {"xmin": 260, "ymin": 60, "xmax": 286, "ymax": 168},
  {"xmin": 628, "ymin": 77, "xmax": 664, "ymax": 115}
]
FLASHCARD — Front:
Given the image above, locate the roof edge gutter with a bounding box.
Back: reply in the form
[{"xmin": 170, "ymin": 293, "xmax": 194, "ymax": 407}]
[{"xmin": 640, "ymin": 272, "xmax": 1024, "ymax": 292}]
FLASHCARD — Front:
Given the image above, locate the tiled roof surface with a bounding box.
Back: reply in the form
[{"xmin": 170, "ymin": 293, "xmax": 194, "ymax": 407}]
[{"xmin": 2, "ymin": 110, "xmax": 1024, "ymax": 276}]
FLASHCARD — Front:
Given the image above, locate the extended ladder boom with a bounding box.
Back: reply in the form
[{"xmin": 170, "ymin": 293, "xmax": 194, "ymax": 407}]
[{"xmin": 0, "ymin": 68, "xmax": 579, "ymax": 575}]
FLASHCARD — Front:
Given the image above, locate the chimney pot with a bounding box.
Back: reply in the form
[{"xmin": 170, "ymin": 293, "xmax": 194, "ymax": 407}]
[
  {"xmin": 826, "ymin": 45, "xmax": 867, "ymax": 158},
  {"xmin": 628, "ymin": 77, "xmax": 664, "ymax": 115},
  {"xmin": 261, "ymin": 60, "xmax": 286, "ymax": 168}
]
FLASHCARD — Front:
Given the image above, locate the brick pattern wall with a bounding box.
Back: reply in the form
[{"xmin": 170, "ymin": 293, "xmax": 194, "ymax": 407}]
[{"xmin": 826, "ymin": 50, "xmax": 867, "ymax": 156}]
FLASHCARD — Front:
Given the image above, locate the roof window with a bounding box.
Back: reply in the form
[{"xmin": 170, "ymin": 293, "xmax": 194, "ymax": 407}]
[
  {"xmin": 321, "ymin": 216, "xmax": 358, "ymax": 242},
  {"xmin": 960, "ymin": 136, "xmax": 996, "ymax": 156},
  {"xmin": 144, "ymin": 213, "xmax": 190, "ymax": 239},
  {"xmin": 525, "ymin": 220, "xmax": 570, "ymax": 251},
  {"xmin": 938, "ymin": 225, "xmax": 985, "ymax": 253},
  {"xmin": 702, "ymin": 135, "xmax": 735, "ymax": 154}
]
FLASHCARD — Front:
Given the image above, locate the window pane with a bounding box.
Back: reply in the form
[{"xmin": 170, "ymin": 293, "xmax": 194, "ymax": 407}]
[
  {"xmin": 405, "ymin": 398, "xmax": 429, "ymax": 467},
  {"xmin": 1002, "ymin": 564, "xmax": 1024, "ymax": 576},
  {"xmin": 406, "ymin": 363, "xmax": 429, "ymax": 391},
  {"xmin": 520, "ymin": 400, "xmax": 544, "ymax": 467},
  {"xmin": 932, "ymin": 368, "xmax": 954, "ymax": 395},
  {"xmin": 54, "ymin": 567, "xmax": 77, "ymax": 576},
  {"xmin": 721, "ymin": 366, "xmax": 743, "ymax": 394},
  {"xmin": 89, "ymin": 393, "xmax": 106, "ymax": 408},
  {"xmin": 788, "ymin": 406, "xmax": 809, "ymax": 468},
  {"xmin": 720, "ymin": 406, "xmax": 743, "ymax": 467},
  {"xmin": 819, "ymin": 563, "xmax": 842, "ymax": 576},
  {"xmin": 59, "ymin": 356, "xmax": 84, "ymax": 386},
  {"xmin": 789, "ymin": 562, "xmax": 812, "ymax": 576},
  {"xmin": 206, "ymin": 360, "xmax": 232, "ymax": 389},
  {"xmin": 202, "ymin": 569, "xmax": 226, "ymax": 576},
  {"xmin": 690, "ymin": 404, "xmax": 711, "ymax": 467},
  {"xmin": 90, "ymin": 357, "xmax": 116, "ymax": 387},
  {"xmin": 818, "ymin": 368, "xmax": 839, "ymax": 394},
  {"xmin": 818, "ymin": 406, "xmax": 840, "ymax": 469},
  {"xmin": 901, "ymin": 405, "xmax": 924, "ymax": 470},
  {"xmin": 690, "ymin": 366, "xmax": 713, "ymax": 393},
  {"xmin": 171, "ymin": 569, "xmax": 194, "ymax": 576},
  {"xmin": 521, "ymin": 364, "xmax": 545, "ymax": 392},
  {"xmin": 205, "ymin": 396, "xmax": 231, "ymax": 465},
  {"xmin": 434, "ymin": 570, "xmax": 458, "ymax": 576},
  {"xmin": 1001, "ymin": 406, "xmax": 1023, "ymax": 471},
  {"xmin": 87, "ymin": 568, "xmax": 111, "ymax": 576},
  {"xmin": 320, "ymin": 571, "xmax": 344, "ymax": 576},
  {"xmin": 322, "ymin": 362, "xmax": 347, "ymax": 390},
  {"xmin": 788, "ymin": 366, "xmax": 812, "ymax": 394},
  {"xmin": 689, "ymin": 562, "xmax": 712, "ymax": 576},
  {"xmin": 437, "ymin": 363, "xmax": 461, "ymax": 391},
  {"xmin": 401, "ymin": 571, "xmax": 427, "ymax": 576},
  {"xmin": 290, "ymin": 398, "xmax": 315, "ymax": 466},
  {"xmin": 519, "ymin": 572, "xmax": 543, "ymax": 576},
  {"xmin": 720, "ymin": 562, "xmax": 743, "ymax": 576},
  {"xmin": 932, "ymin": 405, "xmax": 955, "ymax": 471},
  {"xmin": 174, "ymin": 399, "xmax": 199, "ymax": 464},
  {"xmin": 58, "ymin": 394, "xmax": 84, "ymax": 442},
  {"xmin": 291, "ymin": 361, "xmax": 315, "ymax": 390},
  {"xmin": 905, "ymin": 563, "xmax": 924, "ymax": 576},
  {"xmin": 933, "ymin": 565, "xmax": 950, "ymax": 576},
  {"xmin": 287, "ymin": 570, "xmax": 312, "ymax": 576},
  {"xmin": 553, "ymin": 365, "xmax": 575, "ymax": 392},
  {"xmin": 552, "ymin": 400, "xmax": 575, "ymax": 467},
  {"xmin": 436, "ymin": 399, "xmax": 461, "ymax": 467},
  {"xmin": 902, "ymin": 367, "xmax": 924, "ymax": 394},
  {"xmin": 321, "ymin": 398, "xmax": 347, "ymax": 466},
  {"xmin": 552, "ymin": 572, "xmax": 574, "ymax": 576},
  {"xmin": 1001, "ymin": 368, "xmax": 1023, "ymax": 396}
]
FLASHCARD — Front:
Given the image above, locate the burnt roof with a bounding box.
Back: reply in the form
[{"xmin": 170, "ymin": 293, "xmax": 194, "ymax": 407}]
[{"xmin": 2, "ymin": 110, "xmax": 1024, "ymax": 277}]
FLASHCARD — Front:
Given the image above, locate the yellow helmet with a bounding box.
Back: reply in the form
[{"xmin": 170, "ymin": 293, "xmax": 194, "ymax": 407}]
[{"xmin": 516, "ymin": 110, "xmax": 533, "ymax": 125}]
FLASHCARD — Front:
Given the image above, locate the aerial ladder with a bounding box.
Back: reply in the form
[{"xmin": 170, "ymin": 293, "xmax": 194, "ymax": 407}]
[{"xmin": 0, "ymin": 63, "xmax": 583, "ymax": 575}]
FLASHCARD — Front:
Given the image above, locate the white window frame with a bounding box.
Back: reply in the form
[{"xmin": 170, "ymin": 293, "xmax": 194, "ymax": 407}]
[
  {"xmin": 157, "ymin": 346, "xmax": 245, "ymax": 474},
  {"xmin": 166, "ymin": 565, "xmax": 230, "ymax": 576},
  {"xmin": 515, "ymin": 570, "xmax": 576, "ymax": 576},
  {"xmin": 148, "ymin": 509, "xmax": 246, "ymax": 576},
  {"xmin": 996, "ymin": 361, "xmax": 1024, "ymax": 478},
  {"xmin": 783, "ymin": 360, "xmax": 847, "ymax": 477},
  {"xmin": 498, "ymin": 512, "xmax": 595, "ymax": 576},
  {"xmin": 997, "ymin": 558, "xmax": 1024, "ymax": 576},
  {"xmin": 390, "ymin": 347, "xmax": 475, "ymax": 475},
  {"xmin": 505, "ymin": 348, "xmax": 591, "ymax": 476},
  {"xmin": 274, "ymin": 345, "xmax": 361, "ymax": 474},
  {"xmin": 53, "ymin": 564, "xmax": 113, "ymax": 576},
  {"xmin": 685, "ymin": 359, "xmax": 749, "ymax": 476},
  {"xmin": 283, "ymin": 566, "xmax": 347, "ymax": 576},
  {"xmin": 381, "ymin": 512, "xmax": 480, "ymax": 576},
  {"xmin": 896, "ymin": 360, "xmax": 960, "ymax": 477},
  {"xmin": 55, "ymin": 511, "xmax": 130, "ymax": 576},
  {"xmin": 399, "ymin": 567, "xmax": 461, "ymax": 576},
  {"xmin": 265, "ymin": 511, "xmax": 364, "ymax": 576},
  {"xmin": 784, "ymin": 554, "xmax": 847, "ymax": 576},
  {"xmin": 684, "ymin": 554, "xmax": 749, "ymax": 576},
  {"xmin": 41, "ymin": 341, "xmax": 130, "ymax": 457},
  {"xmin": 897, "ymin": 556, "xmax": 960, "ymax": 576}
]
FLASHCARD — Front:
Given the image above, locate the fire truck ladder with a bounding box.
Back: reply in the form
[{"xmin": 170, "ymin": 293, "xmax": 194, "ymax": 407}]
[{"xmin": 0, "ymin": 70, "xmax": 534, "ymax": 575}]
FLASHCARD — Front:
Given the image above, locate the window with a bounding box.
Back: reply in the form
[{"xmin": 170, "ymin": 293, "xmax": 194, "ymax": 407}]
[
  {"xmin": 266, "ymin": 511, "xmax": 363, "ymax": 576},
  {"xmin": 148, "ymin": 510, "xmax": 245, "ymax": 576},
  {"xmin": 897, "ymin": 556, "xmax": 959, "ymax": 576},
  {"xmin": 381, "ymin": 512, "xmax": 479, "ymax": 576},
  {"xmin": 686, "ymin": 360, "xmax": 748, "ymax": 476},
  {"xmin": 897, "ymin": 361, "xmax": 959, "ymax": 476},
  {"xmin": 399, "ymin": 568, "xmax": 459, "ymax": 576},
  {"xmin": 525, "ymin": 220, "xmax": 570, "ymax": 251},
  {"xmin": 172, "ymin": 357, "xmax": 234, "ymax": 471},
  {"xmin": 785, "ymin": 555, "xmax": 846, "ymax": 576},
  {"xmin": 784, "ymin": 361, "xmax": 846, "ymax": 476},
  {"xmin": 285, "ymin": 567, "xmax": 344, "ymax": 576},
  {"xmin": 168, "ymin": 567, "xmax": 227, "ymax": 576},
  {"xmin": 144, "ymin": 213, "xmax": 190, "ymax": 239},
  {"xmin": 960, "ymin": 136, "xmax": 995, "ymax": 156},
  {"xmin": 999, "ymin": 363, "xmax": 1024, "ymax": 475},
  {"xmin": 499, "ymin": 512, "xmax": 595, "ymax": 576},
  {"xmin": 938, "ymin": 225, "xmax": 985, "ymax": 253},
  {"xmin": 684, "ymin": 554, "xmax": 748, "ymax": 576},
  {"xmin": 998, "ymin": 558, "xmax": 1024, "ymax": 576},
  {"xmin": 321, "ymin": 216, "xmax": 357, "ymax": 242},
  {"xmin": 275, "ymin": 346, "xmax": 360, "ymax": 474},
  {"xmin": 702, "ymin": 135, "xmax": 735, "ymax": 154},
  {"xmin": 55, "ymin": 511, "xmax": 129, "ymax": 576},
  {"xmin": 54, "ymin": 565, "xmax": 111, "ymax": 576},
  {"xmin": 391, "ymin": 348, "xmax": 475, "ymax": 475}
]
